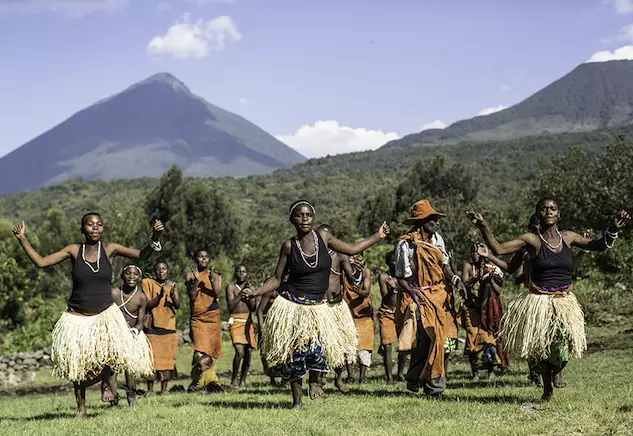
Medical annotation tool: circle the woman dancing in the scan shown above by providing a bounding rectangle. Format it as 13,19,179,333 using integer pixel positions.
240,200,389,408
13,213,164,418
468,199,630,401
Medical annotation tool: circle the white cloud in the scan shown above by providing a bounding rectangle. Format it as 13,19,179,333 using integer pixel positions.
477,105,508,116
614,0,633,14
0,0,127,16
587,45,633,62
420,120,447,131
147,13,242,60
276,120,400,158
239,97,249,105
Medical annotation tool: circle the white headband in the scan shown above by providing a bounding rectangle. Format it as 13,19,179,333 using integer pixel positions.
123,264,142,275
289,201,315,215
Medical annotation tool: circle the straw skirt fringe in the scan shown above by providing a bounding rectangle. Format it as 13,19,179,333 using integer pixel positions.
328,300,359,364
262,296,349,369
51,303,154,382
499,291,586,362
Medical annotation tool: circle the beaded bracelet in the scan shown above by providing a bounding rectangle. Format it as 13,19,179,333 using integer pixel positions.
150,240,162,252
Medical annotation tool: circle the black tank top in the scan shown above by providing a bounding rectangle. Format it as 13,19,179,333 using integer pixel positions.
282,231,332,301
530,240,573,290
68,242,114,314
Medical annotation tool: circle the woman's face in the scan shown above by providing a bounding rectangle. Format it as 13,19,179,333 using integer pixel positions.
537,199,560,227
290,205,315,233
82,214,104,242
195,251,210,268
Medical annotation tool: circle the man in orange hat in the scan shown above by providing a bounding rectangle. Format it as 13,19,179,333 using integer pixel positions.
393,199,465,396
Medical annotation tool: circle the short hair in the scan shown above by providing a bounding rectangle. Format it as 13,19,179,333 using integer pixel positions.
193,249,208,258
81,212,102,227
154,259,169,268
535,197,559,215
289,200,315,216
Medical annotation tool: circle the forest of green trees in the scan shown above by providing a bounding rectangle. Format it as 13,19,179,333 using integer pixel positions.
0,130,631,352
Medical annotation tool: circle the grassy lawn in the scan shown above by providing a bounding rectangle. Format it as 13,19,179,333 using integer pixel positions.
1,327,632,436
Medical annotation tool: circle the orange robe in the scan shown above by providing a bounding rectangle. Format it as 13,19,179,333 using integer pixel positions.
190,270,222,359
378,304,398,345
142,278,178,375
343,272,374,352
229,312,258,349
399,232,451,381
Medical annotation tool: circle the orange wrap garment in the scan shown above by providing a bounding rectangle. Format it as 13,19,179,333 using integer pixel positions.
343,270,374,352
229,312,258,349
190,270,223,359
377,304,398,346
399,231,450,380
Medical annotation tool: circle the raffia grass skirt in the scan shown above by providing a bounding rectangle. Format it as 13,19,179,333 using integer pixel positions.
328,300,359,364
262,296,349,370
499,290,586,362
51,303,154,382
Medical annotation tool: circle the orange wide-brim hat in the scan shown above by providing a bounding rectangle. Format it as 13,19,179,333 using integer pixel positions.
402,199,446,225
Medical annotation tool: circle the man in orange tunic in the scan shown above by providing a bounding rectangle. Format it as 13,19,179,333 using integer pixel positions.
342,253,373,384
394,200,466,397
142,260,180,395
186,249,223,392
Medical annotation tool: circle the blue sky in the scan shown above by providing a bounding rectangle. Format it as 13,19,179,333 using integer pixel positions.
1,0,633,158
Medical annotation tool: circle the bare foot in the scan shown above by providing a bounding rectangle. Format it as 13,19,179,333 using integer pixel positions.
335,377,350,394
101,388,114,403
146,391,155,397
127,395,138,407
308,382,321,399
291,402,302,409
76,409,87,420
397,374,406,382
239,381,246,388
230,380,240,389
158,391,169,396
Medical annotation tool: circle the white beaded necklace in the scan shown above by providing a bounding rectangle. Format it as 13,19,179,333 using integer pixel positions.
538,228,563,250
82,241,101,273
119,286,139,319
295,231,319,269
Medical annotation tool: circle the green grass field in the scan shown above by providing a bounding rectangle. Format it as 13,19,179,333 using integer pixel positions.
1,326,632,436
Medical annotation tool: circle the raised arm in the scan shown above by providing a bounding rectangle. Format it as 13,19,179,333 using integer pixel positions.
566,210,630,252
468,212,533,255
13,221,74,268
241,241,290,299
321,222,390,256
107,220,164,261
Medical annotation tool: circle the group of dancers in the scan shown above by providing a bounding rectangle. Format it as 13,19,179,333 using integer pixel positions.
11,197,630,416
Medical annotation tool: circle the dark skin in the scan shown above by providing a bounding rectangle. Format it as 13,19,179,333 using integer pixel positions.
145,262,180,395
185,250,222,306
378,254,401,383
12,214,163,419
110,268,147,407
461,245,502,380
468,201,631,401
240,204,390,409
315,227,354,395
345,254,373,384
255,289,281,386
226,265,257,388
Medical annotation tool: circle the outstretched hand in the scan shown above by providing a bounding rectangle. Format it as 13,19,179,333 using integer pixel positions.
612,210,631,230
12,221,26,239
152,219,165,237
466,211,486,229
378,221,391,239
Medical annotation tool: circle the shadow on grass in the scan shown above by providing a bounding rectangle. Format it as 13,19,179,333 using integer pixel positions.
168,398,293,409
0,410,105,421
